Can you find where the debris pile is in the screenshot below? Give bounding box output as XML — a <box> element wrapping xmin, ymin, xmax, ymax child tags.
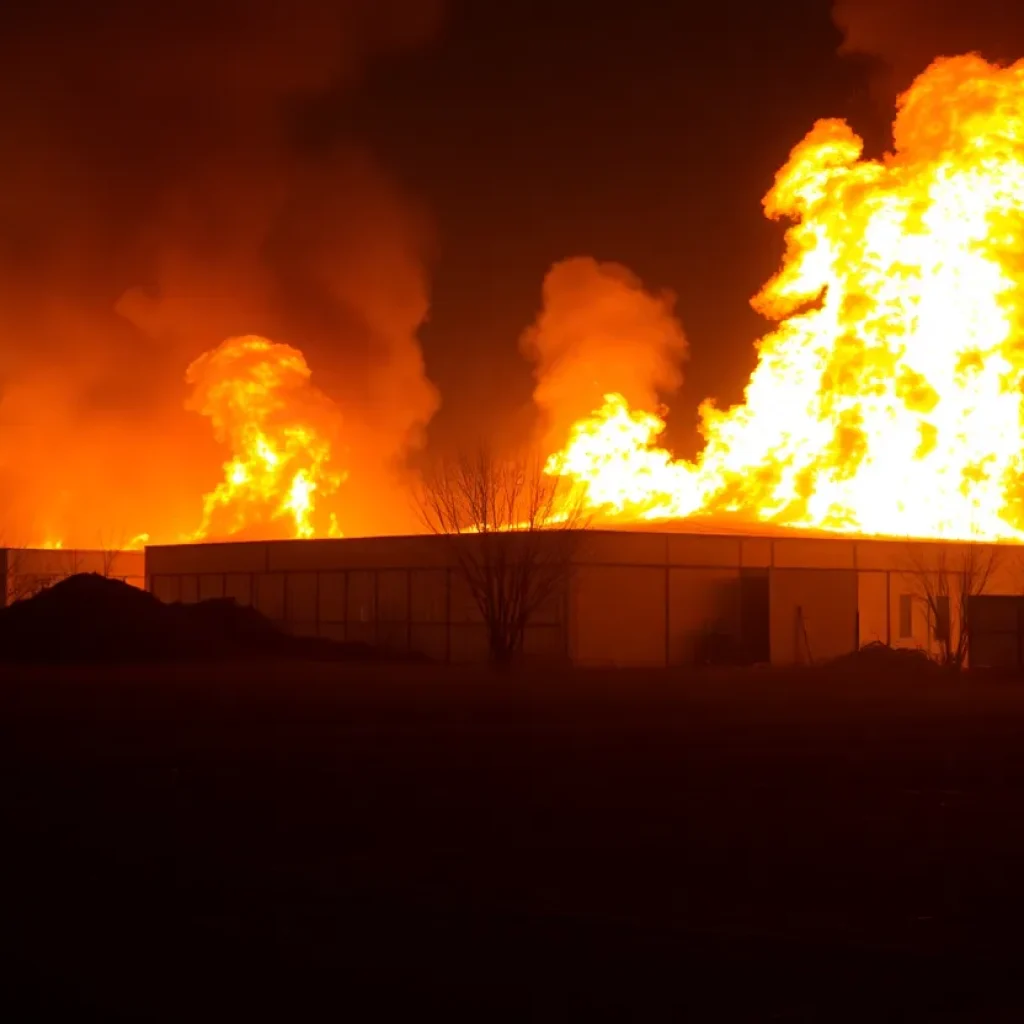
<box><xmin>827</xmin><ymin>641</ymin><xmax>942</xmax><ymax>676</ymax></box>
<box><xmin>0</xmin><ymin>574</ymin><xmax>413</xmax><ymax>664</ymax></box>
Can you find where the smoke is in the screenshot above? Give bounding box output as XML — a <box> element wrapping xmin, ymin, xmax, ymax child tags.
<box><xmin>520</xmin><ymin>258</ymin><xmax>688</xmax><ymax>453</ymax></box>
<box><xmin>0</xmin><ymin>0</ymin><xmax>442</xmax><ymax>545</ymax></box>
<box><xmin>833</xmin><ymin>1</ymin><xmax>1024</xmax><ymax>96</ymax></box>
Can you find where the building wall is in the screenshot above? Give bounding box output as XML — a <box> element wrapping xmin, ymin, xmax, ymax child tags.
<box><xmin>148</xmin><ymin>538</ymin><xmax>569</xmax><ymax>662</ymax></box>
<box><xmin>769</xmin><ymin>569</ymin><xmax>858</xmax><ymax>666</ymax></box>
<box><xmin>2</xmin><ymin>548</ymin><xmax>145</xmax><ymax>608</ymax></box>
<box><xmin>570</xmin><ymin>566</ymin><xmax>666</xmax><ymax>667</ymax></box>
<box><xmin>857</xmin><ymin>571</ymin><xmax>889</xmax><ymax>646</ymax></box>
<box><xmin>145</xmin><ymin>532</ymin><xmax>1024</xmax><ymax>667</ymax></box>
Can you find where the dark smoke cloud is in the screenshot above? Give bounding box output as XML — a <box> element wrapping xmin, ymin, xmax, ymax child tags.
<box><xmin>0</xmin><ymin>0</ymin><xmax>442</xmax><ymax>544</ymax></box>
<box><xmin>834</xmin><ymin>0</ymin><xmax>1024</xmax><ymax>97</ymax></box>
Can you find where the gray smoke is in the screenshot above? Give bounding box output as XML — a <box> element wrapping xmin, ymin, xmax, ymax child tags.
<box><xmin>834</xmin><ymin>0</ymin><xmax>1024</xmax><ymax>97</ymax></box>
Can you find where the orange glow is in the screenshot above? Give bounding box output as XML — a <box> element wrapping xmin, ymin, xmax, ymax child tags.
<box><xmin>185</xmin><ymin>335</ymin><xmax>346</xmax><ymax>541</ymax></box>
<box><xmin>546</xmin><ymin>55</ymin><xmax>1024</xmax><ymax>541</ymax></box>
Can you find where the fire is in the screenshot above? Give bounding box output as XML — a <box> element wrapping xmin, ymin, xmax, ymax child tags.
<box><xmin>186</xmin><ymin>335</ymin><xmax>346</xmax><ymax>541</ymax></box>
<box><xmin>546</xmin><ymin>55</ymin><xmax>1024</xmax><ymax>541</ymax></box>
<box><xmin>546</xmin><ymin>394</ymin><xmax>702</xmax><ymax>521</ymax></box>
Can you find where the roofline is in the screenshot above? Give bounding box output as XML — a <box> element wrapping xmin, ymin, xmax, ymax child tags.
<box><xmin>144</xmin><ymin>522</ymin><xmax>1024</xmax><ymax>550</ymax></box>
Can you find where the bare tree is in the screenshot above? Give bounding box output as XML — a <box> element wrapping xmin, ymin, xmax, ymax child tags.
<box><xmin>2</xmin><ymin>544</ymin><xmax>34</xmax><ymax>605</ymax></box>
<box><xmin>2</xmin><ymin>543</ymin><xmax>70</xmax><ymax>604</ymax></box>
<box><xmin>901</xmin><ymin>541</ymin><xmax>1003</xmax><ymax>670</ymax></box>
<box><xmin>96</xmin><ymin>529</ymin><xmax>125</xmax><ymax>578</ymax></box>
<box><xmin>62</xmin><ymin>548</ymin><xmax>84</xmax><ymax>578</ymax></box>
<box><xmin>417</xmin><ymin>449</ymin><xmax>589</xmax><ymax>666</ymax></box>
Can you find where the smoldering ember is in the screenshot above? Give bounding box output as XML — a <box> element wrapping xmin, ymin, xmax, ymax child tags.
<box><xmin>8</xmin><ymin>1</ymin><xmax>1024</xmax><ymax>1020</ymax></box>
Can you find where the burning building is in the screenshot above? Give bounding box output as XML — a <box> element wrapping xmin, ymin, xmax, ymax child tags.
<box><xmin>21</xmin><ymin>50</ymin><xmax>1024</xmax><ymax>672</ymax></box>
<box><xmin>144</xmin><ymin>527</ymin><xmax>1024</xmax><ymax>669</ymax></box>
<box><xmin>138</xmin><ymin>53</ymin><xmax>1024</xmax><ymax>670</ymax></box>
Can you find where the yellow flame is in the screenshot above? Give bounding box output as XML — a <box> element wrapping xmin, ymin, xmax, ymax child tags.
<box><xmin>186</xmin><ymin>335</ymin><xmax>346</xmax><ymax>541</ymax></box>
<box><xmin>547</xmin><ymin>55</ymin><xmax>1024</xmax><ymax>541</ymax></box>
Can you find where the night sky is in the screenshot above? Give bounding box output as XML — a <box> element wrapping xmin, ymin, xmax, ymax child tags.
<box><xmin>0</xmin><ymin>0</ymin><xmax>1022</xmax><ymax>538</ymax></box>
<box><xmin>351</xmin><ymin>1</ymin><xmax>871</xmax><ymax>454</ymax></box>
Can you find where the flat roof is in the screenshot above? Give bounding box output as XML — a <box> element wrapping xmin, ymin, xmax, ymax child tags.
<box><xmin>145</xmin><ymin>520</ymin><xmax>1024</xmax><ymax>551</ymax></box>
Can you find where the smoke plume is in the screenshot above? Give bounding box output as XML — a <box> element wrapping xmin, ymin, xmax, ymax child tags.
<box><xmin>520</xmin><ymin>258</ymin><xmax>688</xmax><ymax>453</ymax></box>
<box><xmin>833</xmin><ymin>0</ymin><xmax>1024</xmax><ymax>97</ymax></box>
<box><xmin>0</xmin><ymin>0</ymin><xmax>442</xmax><ymax>545</ymax></box>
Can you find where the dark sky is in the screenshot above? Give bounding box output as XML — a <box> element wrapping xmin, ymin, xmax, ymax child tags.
<box><xmin>346</xmin><ymin>0</ymin><xmax>877</xmax><ymax>454</ymax></box>
<box><xmin>1</xmin><ymin>0</ymin><xmax>1023</xmax><ymax>540</ymax></box>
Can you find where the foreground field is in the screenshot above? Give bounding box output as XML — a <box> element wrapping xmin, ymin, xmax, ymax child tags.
<box><xmin>3</xmin><ymin>664</ymin><xmax>1024</xmax><ymax>1020</ymax></box>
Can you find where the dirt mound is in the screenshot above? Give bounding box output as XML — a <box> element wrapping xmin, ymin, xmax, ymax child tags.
<box><xmin>0</xmin><ymin>574</ymin><xmax>419</xmax><ymax>664</ymax></box>
<box><xmin>828</xmin><ymin>641</ymin><xmax>943</xmax><ymax>675</ymax></box>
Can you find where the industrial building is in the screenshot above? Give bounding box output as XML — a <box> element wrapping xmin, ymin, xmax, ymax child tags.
<box><xmin>145</xmin><ymin>527</ymin><xmax>1024</xmax><ymax>669</ymax></box>
<box><xmin>1</xmin><ymin>547</ymin><xmax>146</xmax><ymax>607</ymax></box>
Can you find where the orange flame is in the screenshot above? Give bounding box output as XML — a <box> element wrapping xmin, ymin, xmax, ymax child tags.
<box><xmin>547</xmin><ymin>55</ymin><xmax>1024</xmax><ymax>541</ymax></box>
<box><xmin>186</xmin><ymin>335</ymin><xmax>345</xmax><ymax>541</ymax></box>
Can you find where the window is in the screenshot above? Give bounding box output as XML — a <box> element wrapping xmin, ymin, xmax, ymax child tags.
<box><xmin>934</xmin><ymin>595</ymin><xmax>951</xmax><ymax>643</ymax></box>
<box><xmin>899</xmin><ymin>594</ymin><xmax>913</xmax><ymax>639</ymax></box>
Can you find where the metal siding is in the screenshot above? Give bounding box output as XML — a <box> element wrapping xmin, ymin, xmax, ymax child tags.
<box><xmin>857</xmin><ymin>571</ymin><xmax>888</xmax><ymax>647</ymax></box>
<box><xmin>146</xmin><ymin>542</ymin><xmax>267</xmax><ymax>575</ymax></box>
<box><xmin>410</xmin><ymin>570</ymin><xmax>447</xmax><ymax>623</ymax></box>
<box><xmin>197</xmin><ymin>574</ymin><xmax>225</xmax><ymax>601</ymax></box>
<box><xmin>740</xmin><ymin>538</ymin><xmax>773</xmax><ymax>568</ymax></box>
<box><xmin>448</xmin><ymin>572</ymin><xmax>484</xmax><ymax>624</ymax></box>
<box><xmin>574</xmin><ymin>531</ymin><xmax>668</xmax><ymax>566</ymax></box>
<box><xmin>773</xmin><ymin>539</ymin><xmax>856</xmax><ymax>570</ymax></box>
<box><xmin>224</xmin><ymin>573</ymin><xmax>253</xmax><ymax>606</ymax></box>
<box><xmin>377</xmin><ymin>570</ymin><xmax>409</xmax><ymax>623</ymax></box>
<box><xmin>854</xmin><ymin>539</ymin><xmax>909</xmax><ymax>572</ymax></box>
<box><xmin>318</xmin><ymin>573</ymin><xmax>347</xmax><ymax>625</ymax></box>
<box><xmin>179</xmin><ymin>575</ymin><xmax>199</xmax><ymax>604</ymax></box>
<box><xmin>254</xmin><ymin>574</ymin><xmax>285</xmax><ymax>621</ymax></box>
<box><xmin>667</xmin><ymin>535</ymin><xmax>741</xmax><ymax>568</ymax></box>
<box><xmin>770</xmin><ymin>568</ymin><xmax>858</xmax><ymax>665</ymax></box>
<box><xmin>346</xmin><ymin>572</ymin><xmax>376</xmax><ymax>625</ymax></box>
<box><xmin>667</xmin><ymin>567</ymin><xmax>742</xmax><ymax>665</ymax></box>
<box><xmin>285</xmin><ymin>573</ymin><xmax>318</xmax><ymax>623</ymax></box>
<box><xmin>265</xmin><ymin>535</ymin><xmax>450</xmax><ymax>571</ymax></box>
<box><xmin>571</xmin><ymin>565</ymin><xmax>667</xmax><ymax>667</ymax></box>
<box><xmin>149</xmin><ymin>574</ymin><xmax>181</xmax><ymax>603</ymax></box>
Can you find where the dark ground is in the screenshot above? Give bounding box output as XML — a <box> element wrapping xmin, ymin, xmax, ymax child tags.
<box><xmin>4</xmin><ymin>665</ymin><xmax>1024</xmax><ymax>1021</ymax></box>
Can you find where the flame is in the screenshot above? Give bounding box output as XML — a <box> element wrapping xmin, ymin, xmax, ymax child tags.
<box><xmin>186</xmin><ymin>335</ymin><xmax>346</xmax><ymax>541</ymax></box>
<box><xmin>546</xmin><ymin>55</ymin><xmax>1024</xmax><ymax>541</ymax></box>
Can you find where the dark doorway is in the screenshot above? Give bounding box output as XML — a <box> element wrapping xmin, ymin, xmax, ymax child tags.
<box><xmin>740</xmin><ymin>568</ymin><xmax>770</xmax><ymax>665</ymax></box>
<box><xmin>968</xmin><ymin>596</ymin><xmax>1024</xmax><ymax>670</ymax></box>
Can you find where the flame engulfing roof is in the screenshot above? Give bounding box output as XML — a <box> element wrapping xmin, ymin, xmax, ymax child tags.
<box><xmin>542</xmin><ymin>55</ymin><xmax>1024</xmax><ymax>544</ymax></box>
